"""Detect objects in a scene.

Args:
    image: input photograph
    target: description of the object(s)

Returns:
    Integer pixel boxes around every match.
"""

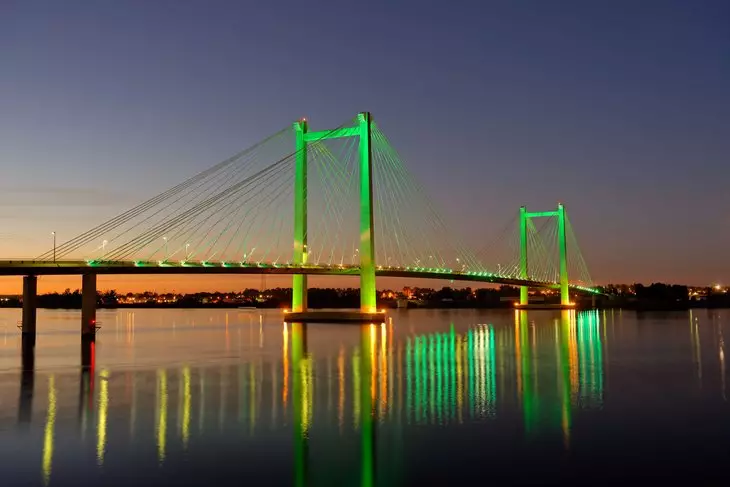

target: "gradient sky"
[0,0,728,293]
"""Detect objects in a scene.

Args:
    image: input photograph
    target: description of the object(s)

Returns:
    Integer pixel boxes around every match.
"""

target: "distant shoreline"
[1,303,728,311]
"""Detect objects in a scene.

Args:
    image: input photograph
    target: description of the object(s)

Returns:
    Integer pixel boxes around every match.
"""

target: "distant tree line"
[1,282,727,310]
[597,282,730,309]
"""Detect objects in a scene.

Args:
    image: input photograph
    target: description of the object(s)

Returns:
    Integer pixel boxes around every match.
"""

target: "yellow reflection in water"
[42,375,56,486]
[97,369,110,465]
[719,327,726,401]
[370,325,377,407]
[690,311,702,382]
[514,312,523,403]
[300,357,313,433]
[568,312,579,402]
[157,369,168,463]
[559,310,575,449]
[182,366,191,448]
[249,363,256,434]
[338,346,345,431]
[353,349,361,429]
[380,323,388,416]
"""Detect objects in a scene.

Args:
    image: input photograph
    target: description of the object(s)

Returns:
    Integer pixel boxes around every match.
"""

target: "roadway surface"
[0,260,599,294]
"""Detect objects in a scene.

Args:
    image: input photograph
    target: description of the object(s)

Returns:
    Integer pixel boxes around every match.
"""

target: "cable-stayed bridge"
[3,112,598,333]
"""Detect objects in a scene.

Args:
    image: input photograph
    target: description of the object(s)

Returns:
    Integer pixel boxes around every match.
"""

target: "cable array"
[370,125,483,273]
[477,211,594,286]
[34,116,593,288]
[37,122,354,264]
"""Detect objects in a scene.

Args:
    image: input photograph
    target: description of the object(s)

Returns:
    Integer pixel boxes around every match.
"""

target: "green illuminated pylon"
[520,204,571,306]
[557,203,569,306]
[292,120,308,312]
[519,206,529,305]
[358,113,377,313]
[293,113,378,313]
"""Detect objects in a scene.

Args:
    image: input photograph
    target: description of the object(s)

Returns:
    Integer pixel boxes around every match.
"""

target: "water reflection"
[10,310,613,485]
[18,339,35,424]
[42,375,56,486]
[157,369,168,464]
[720,327,726,401]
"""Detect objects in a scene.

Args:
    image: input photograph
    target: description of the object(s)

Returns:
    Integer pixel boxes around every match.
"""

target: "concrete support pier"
[285,310,386,323]
[81,273,97,339]
[22,275,37,344]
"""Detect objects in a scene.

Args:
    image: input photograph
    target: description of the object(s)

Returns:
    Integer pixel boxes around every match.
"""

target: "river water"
[0,308,727,485]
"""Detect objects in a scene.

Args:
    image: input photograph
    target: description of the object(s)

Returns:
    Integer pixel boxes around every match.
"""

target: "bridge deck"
[0,260,599,294]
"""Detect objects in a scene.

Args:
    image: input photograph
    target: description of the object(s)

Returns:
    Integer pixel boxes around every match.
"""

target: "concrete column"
[557,203,570,306]
[81,273,97,338]
[22,275,37,341]
[358,112,377,313]
[292,119,308,313]
[519,206,529,306]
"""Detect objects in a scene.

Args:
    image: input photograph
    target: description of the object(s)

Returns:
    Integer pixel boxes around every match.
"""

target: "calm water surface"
[0,308,728,485]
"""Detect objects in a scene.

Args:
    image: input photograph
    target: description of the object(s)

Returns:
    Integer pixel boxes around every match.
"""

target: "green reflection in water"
[576,310,604,409]
[516,310,537,436]
[558,310,573,448]
[360,325,375,487]
[515,309,605,443]
[27,312,609,483]
[291,323,307,487]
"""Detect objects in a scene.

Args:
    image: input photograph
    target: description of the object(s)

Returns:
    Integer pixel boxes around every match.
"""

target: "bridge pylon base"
[284,310,386,324]
[21,275,37,343]
[514,303,576,310]
[81,273,97,338]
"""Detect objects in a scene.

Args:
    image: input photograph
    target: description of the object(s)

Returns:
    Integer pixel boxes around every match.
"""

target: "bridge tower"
[519,203,570,306]
[291,112,377,314]
[292,119,308,313]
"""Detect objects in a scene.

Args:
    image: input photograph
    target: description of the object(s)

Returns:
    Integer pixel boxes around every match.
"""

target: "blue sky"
[0,0,728,291]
